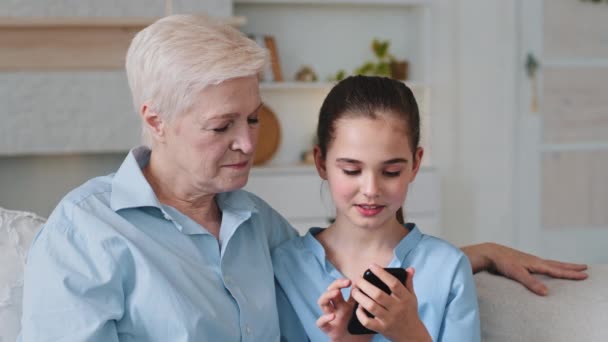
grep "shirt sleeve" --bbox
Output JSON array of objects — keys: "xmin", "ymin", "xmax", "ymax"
[
  {"xmin": 253, "ymin": 195, "xmax": 298, "ymax": 250},
  {"xmin": 20, "ymin": 220, "xmax": 124, "ymax": 342},
  {"xmin": 437, "ymin": 254, "xmax": 481, "ymax": 342},
  {"xmin": 276, "ymin": 280, "xmax": 309, "ymax": 342}
]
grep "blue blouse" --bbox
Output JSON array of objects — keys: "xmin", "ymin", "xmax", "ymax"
[
  {"xmin": 272, "ymin": 224, "xmax": 481, "ymax": 342},
  {"xmin": 19, "ymin": 146, "xmax": 297, "ymax": 342}
]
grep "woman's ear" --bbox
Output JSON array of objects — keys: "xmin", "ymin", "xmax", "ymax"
[
  {"xmin": 140, "ymin": 104, "xmax": 165, "ymax": 143},
  {"xmin": 313, "ymin": 145, "xmax": 328, "ymax": 180}
]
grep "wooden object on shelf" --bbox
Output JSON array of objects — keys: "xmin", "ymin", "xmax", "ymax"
[
  {"xmin": 254, "ymin": 104, "xmax": 281, "ymax": 165},
  {"xmin": 390, "ymin": 60, "xmax": 409, "ymax": 80},
  {"xmin": 264, "ymin": 35, "xmax": 283, "ymax": 82},
  {"xmin": 0, "ymin": 16, "xmax": 246, "ymax": 71}
]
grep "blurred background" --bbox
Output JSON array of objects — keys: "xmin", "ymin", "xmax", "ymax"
[{"xmin": 1, "ymin": 0, "xmax": 606, "ymax": 263}]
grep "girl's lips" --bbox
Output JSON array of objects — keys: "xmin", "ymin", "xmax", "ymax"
[{"xmin": 355, "ymin": 204, "xmax": 385, "ymax": 217}]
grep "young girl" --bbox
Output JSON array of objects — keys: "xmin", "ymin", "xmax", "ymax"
[{"xmin": 272, "ymin": 76, "xmax": 480, "ymax": 341}]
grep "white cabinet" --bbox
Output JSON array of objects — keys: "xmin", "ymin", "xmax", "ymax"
[{"xmin": 245, "ymin": 166, "xmax": 441, "ymax": 236}]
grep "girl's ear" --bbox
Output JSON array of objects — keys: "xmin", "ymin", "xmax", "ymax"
[
  {"xmin": 409, "ymin": 147, "xmax": 424, "ymax": 183},
  {"xmin": 140, "ymin": 104, "xmax": 166, "ymax": 143},
  {"xmin": 313, "ymin": 145, "xmax": 328, "ymax": 180}
]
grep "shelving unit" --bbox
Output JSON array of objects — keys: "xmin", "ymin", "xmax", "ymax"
[
  {"xmin": 236, "ymin": 0, "xmax": 440, "ymax": 235},
  {"xmin": 258, "ymin": 80, "xmax": 428, "ymax": 90},
  {"xmin": 234, "ymin": 0, "xmax": 431, "ymax": 7},
  {"xmin": 0, "ymin": 16, "xmax": 246, "ymax": 70}
]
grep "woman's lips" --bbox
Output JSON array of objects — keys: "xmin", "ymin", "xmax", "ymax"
[{"xmin": 223, "ymin": 161, "xmax": 249, "ymax": 169}]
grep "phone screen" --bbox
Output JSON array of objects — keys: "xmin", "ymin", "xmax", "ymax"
[{"xmin": 347, "ymin": 267, "xmax": 407, "ymax": 335}]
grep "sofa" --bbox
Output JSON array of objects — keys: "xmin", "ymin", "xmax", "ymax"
[{"xmin": 2, "ymin": 206, "xmax": 607, "ymax": 341}]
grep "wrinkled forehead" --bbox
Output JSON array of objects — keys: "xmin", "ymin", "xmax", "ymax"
[{"xmin": 187, "ymin": 76, "xmax": 262, "ymax": 119}]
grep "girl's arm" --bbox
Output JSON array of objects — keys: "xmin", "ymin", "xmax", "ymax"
[{"xmin": 461, "ymin": 243, "xmax": 588, "ymax": 296}]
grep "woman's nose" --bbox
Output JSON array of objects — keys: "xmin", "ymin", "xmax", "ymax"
[{"xmin": 231, "ymin": 126, "xmax": 255, "ymax": 154}]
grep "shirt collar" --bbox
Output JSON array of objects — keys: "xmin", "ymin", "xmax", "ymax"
[
  {"xmin": 110, "ymin": 146, "xmax": 259, "ymax": 215},
  {"xmin": 304, "ymin": 223, "xmax": 423, "ymax": 272},
  {"xmin": 393, "ymin": 223, "xmax": 423, "ymax": 264},
  {"xmin": 110, "ymin": 146, "xmax": 162, "ymax": 211}
]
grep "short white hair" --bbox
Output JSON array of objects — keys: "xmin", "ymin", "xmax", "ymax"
[{"xmin": 125, "ymin": 14, "xmax": 267, "ymax": 145}]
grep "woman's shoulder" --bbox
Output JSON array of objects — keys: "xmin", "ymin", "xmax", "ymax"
[
  {"xmin": 272, "ymin": 232, "xmax": 308, "ymax": 259},
  {"xmin": 271, "ymin": 230, "xmax": 321, "ymax": 269},
  {"xmin": 41, "ymin": 174, "xmax": 116, "ymax": 238}
]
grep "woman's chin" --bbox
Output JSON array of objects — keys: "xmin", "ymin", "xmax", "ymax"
[{"xmin": 219, "ymin": 175, "xmax": 250, "ymax": 192}]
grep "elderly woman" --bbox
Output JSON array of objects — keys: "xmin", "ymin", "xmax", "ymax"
[{"xmin": 19, "ymin": 15, "xmax": 586, "ymax": 341}]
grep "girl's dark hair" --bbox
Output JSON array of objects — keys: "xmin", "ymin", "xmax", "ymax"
[{"xmin": 317, "ymin": 75, "xmax": 420, "ymax": 224}]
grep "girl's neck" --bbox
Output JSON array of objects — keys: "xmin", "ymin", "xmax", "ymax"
[{"xmin": 316, "ymin": 217, "xmax": 408, "ymax": 281}]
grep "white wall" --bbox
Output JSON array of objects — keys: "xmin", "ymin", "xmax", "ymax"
[
  {"xmin": 1, "ymin": 0, "xmax": 525, "ymax": 250},
  {"xmin": 431, "ymin": 0, "xmax": 519, "ymax": 247}
]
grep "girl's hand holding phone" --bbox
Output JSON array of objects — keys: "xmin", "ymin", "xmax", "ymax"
[
  {"xmin": 316, "ymin": 279, "xmax": 372, "ymax": 342},
  {"xmin": 351, "ymin": 265, "xmax": 432, "ymax": 342}
]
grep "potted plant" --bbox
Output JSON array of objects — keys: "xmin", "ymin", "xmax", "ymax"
[{"xmin": 330, "ymin": 39, "xmax": 408, "ymax": 81}]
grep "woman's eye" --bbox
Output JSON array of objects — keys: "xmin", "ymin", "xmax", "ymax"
[
  {"xmin": 342, "ymin": 169, "xmax": 360, "ymax": 176},
  {"xmin": 384, "ymin": 171, "xmax": 401, "ymax": 177},
  {"xmin": 212, "ymin": 122, "xmax": 232, "ymax": 133},
  {"xmin": 248, "ymin": 117, "xmax": 259, "ymax": 125}
]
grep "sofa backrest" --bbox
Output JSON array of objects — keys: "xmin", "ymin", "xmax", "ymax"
[
  {"xmin": 475, "ymin": 266, "xmax": 608, "ymax": 341},
  {"xmin": 0, "ymin": 207, "xmax": 45, "ymax": 342}
]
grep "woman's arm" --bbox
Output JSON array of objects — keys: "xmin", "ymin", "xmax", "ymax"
[{"xmin": 461, "ymin": 243, "xmax": 588, "ymax": 296}]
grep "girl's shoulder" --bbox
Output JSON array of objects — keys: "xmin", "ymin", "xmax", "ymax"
[{"xmin": 412, "ymin": 232, "xmax": 468, "ymax": 267}]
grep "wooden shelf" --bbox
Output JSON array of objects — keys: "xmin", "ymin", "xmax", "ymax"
[
  {"xmin": 234, "ymin": 0, "xmax": 431, "ymax": 7},
  {"xmin": 259, "ymin": 81, "xmax": 429, "ymax": 91},
  {"xmin": 0, "ymin": 16, "xmax": 246, "ymax": 28},
  {"xmin": 0, "ymin": 16, "xmax": 246, "ymax": 71}
]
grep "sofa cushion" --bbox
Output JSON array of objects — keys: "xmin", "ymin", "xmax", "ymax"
[
  {"xmin": 475, "ymin": 265, "xmax": 608, "ymax": 342},
  {"xmin": 0, "ymin": 207, "xmax": 45, "ymax": 342}
]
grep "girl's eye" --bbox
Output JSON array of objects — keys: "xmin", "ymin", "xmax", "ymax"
[
  {"xmin": 342, "ymin": 169, "xmax": 361, "ymax": 176},
  {"xmin": 384, "ymin": 171, "xmax": 401, "ymax": 177},
  {"xmin": 248, "ymin": 117, "xmax": 259, "ymax": 125}
]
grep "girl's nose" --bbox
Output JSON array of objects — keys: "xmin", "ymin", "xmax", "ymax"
[{"xmin": 362, "ymin": 174, "xmax": 380, "ymax": 199}]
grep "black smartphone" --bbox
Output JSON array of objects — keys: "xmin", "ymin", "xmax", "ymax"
[{"xmin": 347, "ymin": 267, "xmax": 407, "ymax": 335}]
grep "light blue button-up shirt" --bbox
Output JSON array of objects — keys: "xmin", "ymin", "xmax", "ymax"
[
  {"xmin": 272, "ymin": 224, "xmax": 481, "ymax": 342},
  {"xmin": 19, "ymin": 146, "xmax": 297, "ymax": 342}
]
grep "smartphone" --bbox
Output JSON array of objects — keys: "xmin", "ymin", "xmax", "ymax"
[{"xmin": 347, "ymin": 267, "xmax": 407, "ymax": 335}]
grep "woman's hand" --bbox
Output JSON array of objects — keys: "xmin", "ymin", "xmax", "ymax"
[
  {"xmin": 462, "ymin": 243, "xmax": 588, "ymax": 296},
  {"xmin": 351, "ymin": 265, "xmax": 431, "ymax": 342},
  {"xmin": 316, "ymin": 279, "xmax": 371, "ymax": 342}
]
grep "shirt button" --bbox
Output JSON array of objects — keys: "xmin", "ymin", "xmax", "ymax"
[
  {"xmin": 224, "ymin": 276, "xmax": 232, "ymax": 285},
  {"xmin": 245, "ymin": 325, "xmax": 252, "ymax": 335}
]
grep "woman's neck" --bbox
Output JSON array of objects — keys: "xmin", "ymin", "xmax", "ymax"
[
  {"xmin": 316, "ymin": 217, "xmax": 408, "ymax": 281},
  {"xmin": 143, "ymin": 150, "xmax": 222, "ymax": 238}
]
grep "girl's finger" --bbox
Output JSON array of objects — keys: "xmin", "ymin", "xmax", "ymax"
[
  {"xmin": 316, "ymin": 313, "xmax": 336, "ymax": 328},
  {"xmin": 405, "ymin": 267, "xmax": 416, "ymax": 295},
  {"xmin": 317, "ymin": 289, "xmax": 340, "ymax": 314},
  {"xmin": 351, "ymin": 287, "xmax": 388, "ymax": 320}
]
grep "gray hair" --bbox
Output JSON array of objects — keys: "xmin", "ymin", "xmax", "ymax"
[{"xmin": 125, "ymin": 14, "xmax": 267, "ymax": 145}]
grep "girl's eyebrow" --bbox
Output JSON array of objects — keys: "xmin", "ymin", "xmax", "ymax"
[
  {"xmin": 336, "ymin": 158, "xmax": 361, "ymax": 164},
  {"xmin": 335, "ymin": 158, "xmax": 408, "ymax": 164},
  {"xmin": 383, "ymin": 158, "xmax": 408, "ymax": 165}
]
